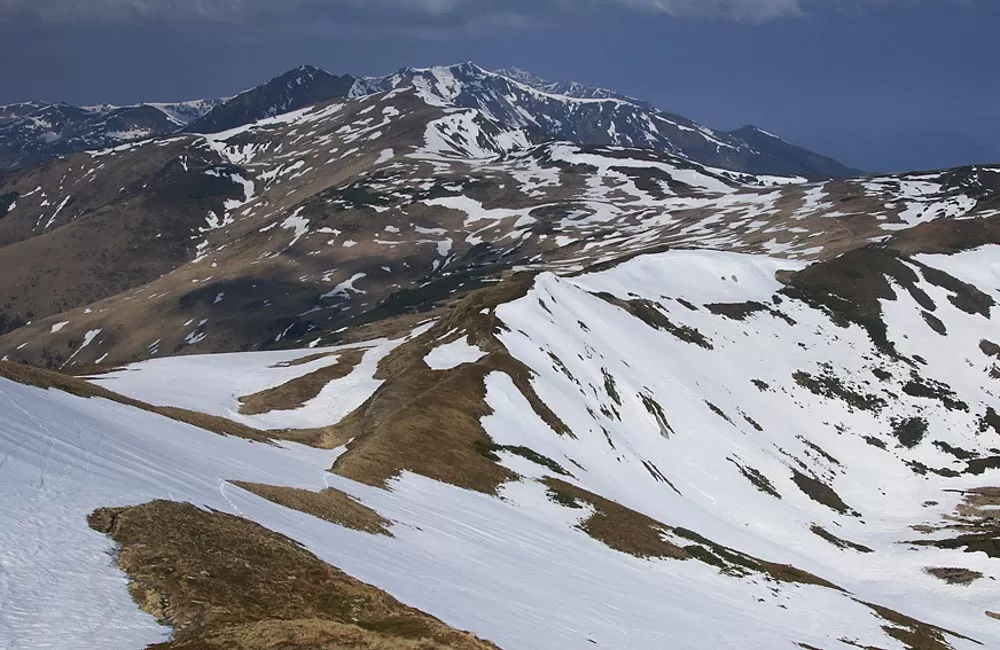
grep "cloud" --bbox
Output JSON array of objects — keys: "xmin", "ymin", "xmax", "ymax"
[
  {"xmin": 0, "ymin": 0, "xmax": 956, "ymax": 27},
  {"xmin": 0, "ymin": 0, "xmax": 489, "ymax": 21},
  {"xmin": 610, "ymin": 0, "xmax": 804, "ymax": 21}
]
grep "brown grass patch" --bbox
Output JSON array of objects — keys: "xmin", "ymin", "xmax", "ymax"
[
  {"xmin": 271, "ymin": 351, "xmax": 342, "ymax": 368},
  {"xmin": 792, "ymin": 470, "xmax": 857, "ymax": 516},
  {"xmin": 810, "ymin": 525, "xmax": 873, "ymax": 553},
  {"xmin": 542, "ymin": 477, "xmax": 688, "ymax": 560},
  {"xmin": 541, "ymin": 478, "xmax": 840, "ymax": 589},
  {"xmin": 728, "ymin": 458, "xmax": 781, "ymax": 498},
  {"xmin": 860, "ymin": 600, "xmax": 980, "ymax": 650},
  {"xmin": 231, "ymin": 482, "xmax": 393, "ymax": 536},
  {"xmin": 885, "ymin": 213, "xmax": 1000, "ymax": 257},
  {"xmin": 326, "ymin": 273, "xmax": 575, "ymax": 494},
  {"xmin": 594, "ymin": 292, "xmax": 713, "ymax": 349},
  {"xmin": 0, "ymin": 360, "xmax": 336, "ymax": 448},
  {"xmin": 924, "ymin": 567, "xmax": 983, "ymax": 586},
  {"xmin": 239, "ymin": 348, "xmax": 367, "ymax": 415},
  {"xmin": 705, "ymin": 301, "xmax": 769, "ymax": 320},
  {"xmin": 906, "ymin": 487, "xmax": 1000, "ymax": 559},
  {"xmin": 65, "ymin": 363, "xmax": 129, "ymax": 377},
  {"xmin": 88, "ymin": 500, "xmax": 498, "ymax": 650}
]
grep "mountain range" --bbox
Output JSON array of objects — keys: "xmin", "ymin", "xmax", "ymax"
[
  {"xmin": 0, "ymin": 63, "xmax": 858, "ymax": 179},
  {"xmin": 0, "ymin": 60, "xmax": 999, "ymax": 650}
]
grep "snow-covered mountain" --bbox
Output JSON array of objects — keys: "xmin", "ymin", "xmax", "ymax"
[
  {"xmin": 146, "ymin": 99, "xmax": 227, "ymax": 125},
  {"xmin": 0, "ymin": 63, "xmax": 858, "ymax": 179},
  {"xmin": 494, "ymin": 66, "xmax": 653, "ymax": 105},
  {"xmin": 377, "ymin": 63, "xmax": 860, "ymax": 179},
  {"xmin": 0, "ymin": 98, "xmax": 222, "ymax": 170},
  {"xmin": 0, "ymin": 101, "xmax": 49, "ymax": 126},
  {"xmin": 1, "ymin": 64, "xmax": 1000, "ymax": 650}
]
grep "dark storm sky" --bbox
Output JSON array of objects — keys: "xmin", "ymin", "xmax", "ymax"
[{"xmin": 0, "ymin": 0, "xmax": 997, "ymax": 172}]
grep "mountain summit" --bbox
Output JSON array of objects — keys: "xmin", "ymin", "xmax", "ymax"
[{"xmin": 185, "ymin": 65, "xmax": 378, "ymax": 134}]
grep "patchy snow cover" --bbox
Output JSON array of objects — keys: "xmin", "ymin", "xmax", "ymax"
[
  {"xmin": 414, "ymin": 109, "xmax": 530, "ymax": 161},
  {"xmin": 548, "ymin": 143, "xmax": 739, "ymax": 195},
  {"xmin": 424, "ymin": 336, "xmax": 487, "ymax": 370},
  {"xmin": 279, "ymin": 209, "xmax": 310, "ymax": 247},
  {"xmin": 91, "ymin": 326, "xmax": 432, "ymax": 430},
  {"xmin": 321, "ymin": 273, "xmax": 367, "ymax": 300},
  {"xmin": 43, "ymin": 195, "xmax": 72, "ymax": 230},
  {"xmin": 915, "ymin": 244, "xmax": 1000, "ymax": 301},
  {"xmin": 63, "ymin": 329, "xmax": 102, "ymax": 367},
  {"xmin": 5, "ymin": 245, "xmax": 1000, "ymax": 649}
]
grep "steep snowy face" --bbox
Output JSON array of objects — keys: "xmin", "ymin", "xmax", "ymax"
[
  {"xmin": 147, "ymin": 99, "xmax": 226, "ymax": 125},
  {"xmin": 382, "ymin": 63, "xmax": 729, "ymax": 153},
  {"xmin": 494, "ymin": 66, "xmax": 651, "ymax": 105},
  {"xmin": 38, "ymin": 242, "xmax": 997, "ymax": 649}
]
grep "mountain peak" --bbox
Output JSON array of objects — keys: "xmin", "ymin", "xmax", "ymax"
[
  {"xmin": 736, "ymin": 124, "xmax": 784, "ymax": 140},
  {"xmin": 286, "ymin": 64, "xmax": 327, "ymax": 79},
  {"xmin": 185, "ymin": 65, "xmax": 360, "ymax": 134},
  {"xmin": 372, "ymin": 64, "xmax": 856, "ymax": 178},
  {"xmin": 396, "ymin": 61, "xmax": 489, "ymax": 78},
  {"xmin": 495, "ymin": 66, "xmax": 539, "ymax": 81}
]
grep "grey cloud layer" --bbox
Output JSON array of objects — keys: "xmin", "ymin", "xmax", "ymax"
[{"xmin": 0, "ymin": 0, "xmax": 944, "ymax": 25}]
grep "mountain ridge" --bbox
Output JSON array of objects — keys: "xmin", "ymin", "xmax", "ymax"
[
  {"xmin": 0, "ymin": 83, "xmax": 993, "ymax": 370},
  {"xmin": 0, "ymin": 62, "xmax": 859, "ymax": 179}
]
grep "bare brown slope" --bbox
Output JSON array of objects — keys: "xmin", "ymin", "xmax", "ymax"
[
  {"xmin": 231, "ymin": 482, "xmax": 393, "ymax": 536},
  {"xmin": 326, "ymin": 273, "xmax": 576, "ymax": 493},
  {"xmin": 0, "ymin": 92, "xmax": 467, "ymax": 368},
  {"xmin": 88, "ymin": 500, "xmax": 499, "ymax": 650},
  {"xmin": 238, "ymin": 348, "xmax": 367, "ymax": 415},
  {"xmin": 0, "ymin": 137, "xmax": 246, "ymax": 335},
  {"xmin": 885, "ymin": 213, "xmax": 1000, "ymax": 255}
]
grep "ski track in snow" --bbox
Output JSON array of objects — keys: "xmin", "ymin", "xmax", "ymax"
[{"xmin": 0, "ymin": 380, "xmax": 341, "ymax": 650}]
